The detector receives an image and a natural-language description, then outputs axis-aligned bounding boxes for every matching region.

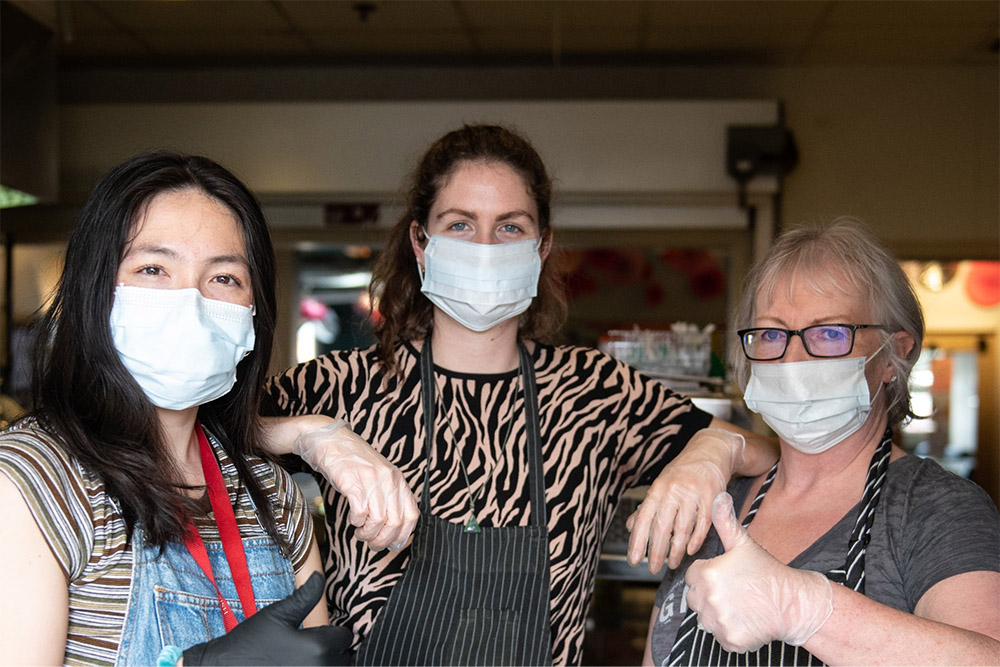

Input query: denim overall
[114,488,295,664]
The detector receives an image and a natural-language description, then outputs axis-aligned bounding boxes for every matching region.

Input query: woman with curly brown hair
[264,124,778,666]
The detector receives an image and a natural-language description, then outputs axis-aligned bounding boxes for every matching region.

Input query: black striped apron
[667,429,893,667]
[357,340,553,666]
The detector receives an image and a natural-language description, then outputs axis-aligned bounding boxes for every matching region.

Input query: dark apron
[357,339,554,666]
[667,429,893,667]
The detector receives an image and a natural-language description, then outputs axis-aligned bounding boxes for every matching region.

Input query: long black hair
[30,150,287,551]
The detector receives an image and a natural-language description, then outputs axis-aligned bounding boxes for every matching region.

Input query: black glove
[182,572,353,666]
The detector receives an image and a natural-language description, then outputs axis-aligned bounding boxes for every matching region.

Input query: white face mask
[419,234,542,332]
[743,352,884,454]
[110,285,256,411]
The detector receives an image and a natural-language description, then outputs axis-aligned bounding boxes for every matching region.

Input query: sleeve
[893,458,1000,609]
[0,428,92,580]
[262,352,351,420]
[612,360,714,487]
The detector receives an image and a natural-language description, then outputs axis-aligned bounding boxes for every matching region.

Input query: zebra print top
[264,340,714,665]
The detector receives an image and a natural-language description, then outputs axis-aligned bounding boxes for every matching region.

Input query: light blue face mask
[419,233,542,332]
[743,346,885,454]
[110,285,256,410]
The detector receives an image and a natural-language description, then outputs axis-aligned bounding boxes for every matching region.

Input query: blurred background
[2,2,997,662]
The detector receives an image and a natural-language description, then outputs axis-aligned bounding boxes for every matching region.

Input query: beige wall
[50,63,1000,257]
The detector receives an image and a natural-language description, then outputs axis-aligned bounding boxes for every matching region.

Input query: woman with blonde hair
[644,218,999,666]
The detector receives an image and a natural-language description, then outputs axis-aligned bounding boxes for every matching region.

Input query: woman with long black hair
[0,151,359,665]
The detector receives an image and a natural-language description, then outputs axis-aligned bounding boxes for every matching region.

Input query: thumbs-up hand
[683,493,834,653]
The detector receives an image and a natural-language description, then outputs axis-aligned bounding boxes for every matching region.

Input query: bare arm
[295,540,329,628]
[260,415,337,457]
[803,571,1000,665]
[0,473,68,665]
[688,493,1000,665]
[260,416,419,551]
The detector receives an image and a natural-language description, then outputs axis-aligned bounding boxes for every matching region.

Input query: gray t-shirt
[649,454,1000,666]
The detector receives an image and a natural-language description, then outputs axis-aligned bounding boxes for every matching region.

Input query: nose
[472,228,500,245]
[782,332,812,362]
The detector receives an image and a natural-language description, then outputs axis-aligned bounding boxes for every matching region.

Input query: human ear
[409,221,426,270]
[884,331,916,383]
[538,228,553,264]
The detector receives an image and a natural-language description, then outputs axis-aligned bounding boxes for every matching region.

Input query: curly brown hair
[369,124,567,374]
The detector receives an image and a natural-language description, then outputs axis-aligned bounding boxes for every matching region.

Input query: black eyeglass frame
[737,323,892,361]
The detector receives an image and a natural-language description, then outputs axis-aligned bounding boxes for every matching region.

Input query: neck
[429,311,521,373]
[156,407,205,488]
[772,409,889,496]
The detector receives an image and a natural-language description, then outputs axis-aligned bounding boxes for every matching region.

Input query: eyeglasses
[737,324,891,361]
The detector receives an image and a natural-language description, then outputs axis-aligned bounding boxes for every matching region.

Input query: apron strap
[667,429,894,666]
[418,337,546,528]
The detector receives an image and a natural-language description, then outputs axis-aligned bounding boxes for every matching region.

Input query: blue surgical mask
[110,285,256,411]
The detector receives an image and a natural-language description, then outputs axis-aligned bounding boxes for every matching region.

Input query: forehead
[434,161,533,203]
[129,188,244,249]
[756,266,871,321]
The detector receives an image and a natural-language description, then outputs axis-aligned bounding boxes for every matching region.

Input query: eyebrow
[757,315,855,328]
[125,243,249,267]
[435,208,536,223]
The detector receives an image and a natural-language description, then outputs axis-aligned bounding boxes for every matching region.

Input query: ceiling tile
[558,1,647,28]
[307,30,473,55]
[825,0,999,26]
[282,0,462,31]
[141,31,309,56]
[646,0,830,28]
[459,1,556,29]
[90,0,289,32]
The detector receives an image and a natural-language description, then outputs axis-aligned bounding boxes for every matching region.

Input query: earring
[890,375,898,382]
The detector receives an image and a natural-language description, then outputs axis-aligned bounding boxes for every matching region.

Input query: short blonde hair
[729,217,924,425]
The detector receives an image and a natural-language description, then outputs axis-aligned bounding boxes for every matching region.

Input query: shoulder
[270,343,383,382]
[880,454,999,605]
[533,342,652,389]
[886,454,997,515]
[0,419,101,580]
[264,343,390,413]
[0,419,92,494]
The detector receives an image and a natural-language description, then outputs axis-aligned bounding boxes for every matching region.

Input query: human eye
[137,265,163,277]
[815,325,849,343]
[211,273,244,287]
[759,328,785,343]
[445,220,470,232]
[804,325,852,356]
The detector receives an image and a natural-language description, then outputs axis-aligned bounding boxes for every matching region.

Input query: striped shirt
[0,419,314,666]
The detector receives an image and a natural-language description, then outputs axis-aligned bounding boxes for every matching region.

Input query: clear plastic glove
[626,428,745,572]
[182,572,353,666]
[684,492,834,653]
[293,419,419,551]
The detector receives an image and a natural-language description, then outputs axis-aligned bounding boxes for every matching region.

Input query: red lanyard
[183,422,257,632]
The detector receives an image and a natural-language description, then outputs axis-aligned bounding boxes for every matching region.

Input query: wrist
[698,427,746,476]
[783,570,835,646]
[291,417,350,461]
